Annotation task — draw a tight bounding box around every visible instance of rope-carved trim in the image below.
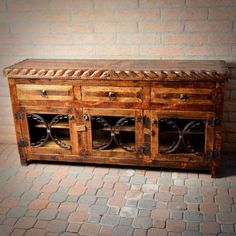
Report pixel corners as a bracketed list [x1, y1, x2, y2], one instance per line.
[3, 67, 229, 81]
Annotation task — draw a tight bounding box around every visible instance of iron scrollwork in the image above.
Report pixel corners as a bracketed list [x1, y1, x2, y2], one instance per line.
[27, 113, 71, 150]
[91, 116, 135, 152]
[159, 118, 205, 154]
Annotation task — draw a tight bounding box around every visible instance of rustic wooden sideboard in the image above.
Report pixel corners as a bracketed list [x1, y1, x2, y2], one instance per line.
[3, 59, 229, 177]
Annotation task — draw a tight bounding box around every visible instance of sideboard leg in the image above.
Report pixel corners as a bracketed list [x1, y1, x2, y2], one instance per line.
[20, 155, 28, 166]
[211, 164, 220, 178]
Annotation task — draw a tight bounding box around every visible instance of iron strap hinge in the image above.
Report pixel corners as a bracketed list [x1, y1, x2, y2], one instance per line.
[18, 138, 28, 148]
[209, 149, 218, 159]
[209, 118, 221, 127]
[138, 115, 150, 127]
[138, 144, 150, 155]
[15, 112, 24, 120]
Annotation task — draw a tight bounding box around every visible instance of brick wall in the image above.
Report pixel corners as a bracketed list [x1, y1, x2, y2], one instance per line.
[0, 0, 235, 152]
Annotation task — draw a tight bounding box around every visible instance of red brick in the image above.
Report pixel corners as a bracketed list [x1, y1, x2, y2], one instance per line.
[227, 133, 236, 142]
[209, 33, 236, 44]
[95, 23, 137, 33]
[162, 8, 208, 20]
[58, 202, 77, 213]
[166, 220, 185, 233]
[53, 46, 95, 57]
[0, 207, 9, 215]
[115, 9, 159, 21]
[223, 143, 236, 152]
[185, 46, 230, 56]
[11, 229, 25, 236]
[38, 193, 50, 200]
[31, 11, 70, 22]
[117, 33, 159, 44]
[147, 227, 168, 236]
[163, 34, 208, 45]
[0, 197, 20, 208]
[170, 186, 187, 195]
[94, 0, 138, 9]
[200, 222, 220, 234]
[79, 223, 100, 235]
[0, 34, 32, 45]
[3, 217, 18, 226]
[134, 229, 148, 236]
[0, 1, 6, 10]
[0, 23, 9, 34]
[15, 217, 37, 229]
[224, 102, 236, 112]
[51, 23, 93, 34]
[114, 182, 131, 191]
[59, 178, 76, 187]
[50, 0, 93, 9]
[68, 211, 88, 223]
[68, 183, 86, 196]
[187, 0, 234, 7]
[31, 34, 72, 45]
[139, 22, 183, 32]
[99, 226, 113, 236]
[34, 220, 49, 229]
[67, 222, 81, 233]
[96, 46, 139, 56]
[225, 81, 236, 90]
[24, 228, 47, 236]
[209, 8, 236, 20]
[72, 10, 114, 22]
[41, 183, 59, 193]
[185, 21, 232, 32]
[140, 46, 182, 56]
[73, 33, 115, 44]
[139, 0, 185, 7]
[29, 199, 48, 210]
[26, 170, 43, 178]
[47, 202, 60, 209]
[151, 209, 169, 220]
[93, 167, 109, 175]
[13, 46, 54, 57]
[108, 196, 125, 207]
[7, 0, 48, 11]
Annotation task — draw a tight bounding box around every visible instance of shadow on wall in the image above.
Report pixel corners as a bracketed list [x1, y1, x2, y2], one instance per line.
[223, 63, 236, 153]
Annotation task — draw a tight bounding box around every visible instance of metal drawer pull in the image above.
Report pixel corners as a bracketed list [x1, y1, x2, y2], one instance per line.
[40, 89, 47, 97]
[108, 91, 116, 100]
[179, 93, 188, 100]
[83, 114, 89, 121]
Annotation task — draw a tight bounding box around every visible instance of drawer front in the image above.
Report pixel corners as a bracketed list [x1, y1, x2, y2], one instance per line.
[16, 84, 73, 101]
[81, 86, 143, 103]
[151, 87, 214, 105]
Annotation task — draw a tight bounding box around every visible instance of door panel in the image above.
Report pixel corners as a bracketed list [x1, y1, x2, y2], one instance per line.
[22, 107, 76, 156]
[151, 111, 214, 163]
[82, 108, 146, 161]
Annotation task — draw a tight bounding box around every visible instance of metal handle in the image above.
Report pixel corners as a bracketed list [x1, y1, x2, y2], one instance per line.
[108, 91, 116, 100]
[152, 119, 158, 126]
[83, 114, 89, 121]
[40, 89, 47, 97]
[180, 93, 188, 100]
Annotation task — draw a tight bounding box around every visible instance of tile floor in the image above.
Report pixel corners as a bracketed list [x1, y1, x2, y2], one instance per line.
[0, 144, 236, 236]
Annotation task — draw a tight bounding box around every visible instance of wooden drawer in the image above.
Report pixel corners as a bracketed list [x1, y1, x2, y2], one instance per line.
[151, 87, 214, 105]
[16, 84, 73, 101]
[81, 86, 143, 103]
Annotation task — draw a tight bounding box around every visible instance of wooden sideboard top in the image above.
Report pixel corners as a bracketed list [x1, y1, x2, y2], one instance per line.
[3, 59, 230, 81]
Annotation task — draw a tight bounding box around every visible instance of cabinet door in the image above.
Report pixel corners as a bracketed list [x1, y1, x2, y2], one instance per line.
[22, 108, 76, 156]
[82, 108, 148, 164]
[151, 111, 214, 166]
